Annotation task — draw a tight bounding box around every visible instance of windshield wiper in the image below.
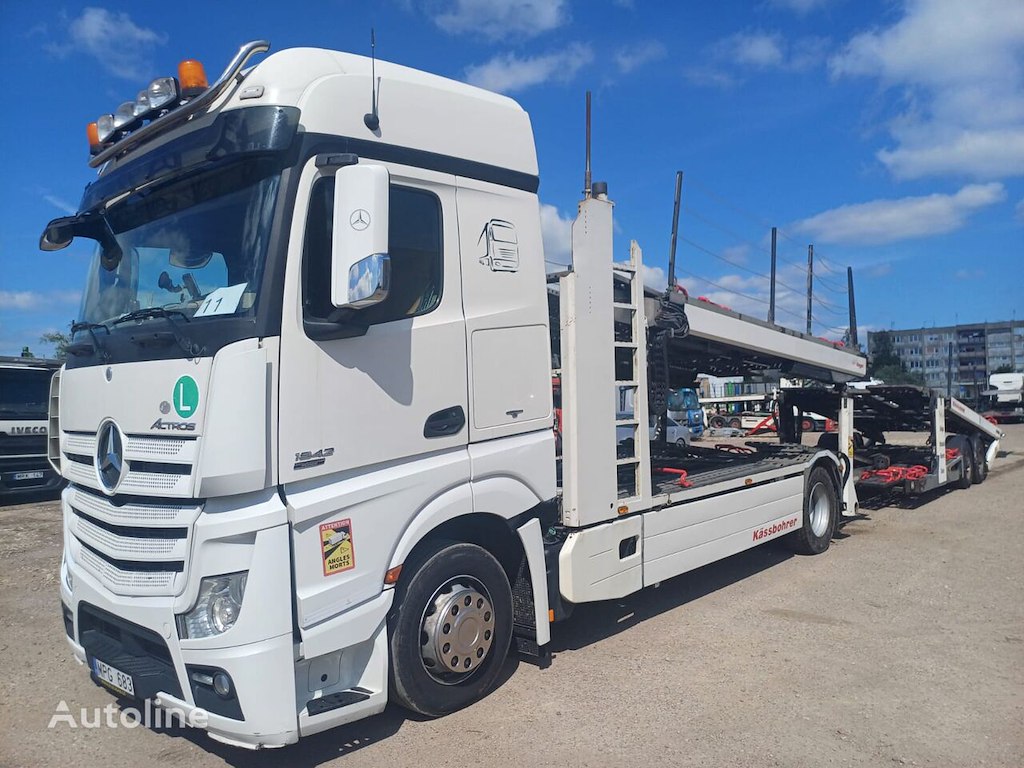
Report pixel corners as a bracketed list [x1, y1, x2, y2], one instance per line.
[68, 321, 111, 360]
[113, 307, 191, 326]
[114, 307, 204, 357]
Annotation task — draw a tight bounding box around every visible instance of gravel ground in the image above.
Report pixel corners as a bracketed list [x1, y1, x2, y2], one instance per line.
[2, 426, 1022, 768]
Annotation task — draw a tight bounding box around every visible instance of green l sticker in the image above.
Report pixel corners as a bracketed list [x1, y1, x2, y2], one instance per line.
[173, 375, 199, 418]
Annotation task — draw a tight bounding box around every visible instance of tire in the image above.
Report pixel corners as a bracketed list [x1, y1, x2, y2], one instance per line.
[787, 466, 837, 555]
[948, 436, 973, 490]
[728, 417, 742, 430]
[388, 541, 513, 717]
[710, 415, 726, 429]
[970, 434, 988, 484]
[801, 418, 815, 432]
[675, 438, 688, 448]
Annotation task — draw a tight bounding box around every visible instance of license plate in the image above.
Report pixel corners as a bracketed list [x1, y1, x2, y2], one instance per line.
[91, 658, 135, 697]
[12, 471, 44, 481]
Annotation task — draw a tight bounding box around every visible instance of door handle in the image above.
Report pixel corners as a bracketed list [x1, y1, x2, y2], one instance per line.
[424, 406, 466, 438]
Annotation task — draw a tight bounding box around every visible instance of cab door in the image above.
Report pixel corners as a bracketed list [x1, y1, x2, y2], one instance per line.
[278, 160, 469, 628]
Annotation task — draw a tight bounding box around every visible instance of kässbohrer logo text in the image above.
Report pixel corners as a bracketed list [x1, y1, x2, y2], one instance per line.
[752, 516, 798, 541]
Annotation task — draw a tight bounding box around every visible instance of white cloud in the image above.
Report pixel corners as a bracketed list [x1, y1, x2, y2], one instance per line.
[540, 203, 573, 267]
[687, 30, 827, 87]
[46, 7, 166, 81]
[794, 183, 1006, 245]
[713, 31, 827, 72]
[465, 43, 593, 93]
[0, 290, 81, 311]
[432, 0, 568, 40]
[615, 41, 667, 74]
[830, 0, 1024, 180]
[769, 0, 834, 13]
[682, 66, 737, 89]
[1016, 198, 1024, 222]
[721, 244, 751, 265]
[720, 31, 786, 68]
[954, 268, 986, 280]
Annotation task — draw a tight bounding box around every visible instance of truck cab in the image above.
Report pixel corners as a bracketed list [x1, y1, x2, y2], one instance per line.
[45, 41, 553, 748]
[0, 358, 65, 499]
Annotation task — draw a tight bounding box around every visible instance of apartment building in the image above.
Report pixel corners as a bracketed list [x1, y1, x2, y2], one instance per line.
[868, 320, 1024, 400]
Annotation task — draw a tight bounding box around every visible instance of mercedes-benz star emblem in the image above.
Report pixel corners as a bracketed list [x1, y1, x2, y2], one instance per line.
[95, 420, 126, 494]
[349, 208, 371, 231]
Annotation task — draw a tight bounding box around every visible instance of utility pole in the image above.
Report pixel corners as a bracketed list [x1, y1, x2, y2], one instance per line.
[847, 266, 858, 348]
[768, 227, 777, 325]
[583, 91, 592, 198]
[805, 244, 814, 335]
[946, 340, 953, 399]
[667, 171, 683, 290]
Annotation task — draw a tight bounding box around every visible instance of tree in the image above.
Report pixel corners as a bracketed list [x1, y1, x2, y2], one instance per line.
[993, 364, 1014, 374]
[40, 325, 73, 360]
[867, 330, 901, 374]
[872, 363, 926, 387]
[20, 346, 35, 358]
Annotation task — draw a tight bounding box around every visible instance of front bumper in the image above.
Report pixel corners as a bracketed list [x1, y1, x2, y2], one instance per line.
[60, 486, 392, 748]
[64, 620, 298, 748]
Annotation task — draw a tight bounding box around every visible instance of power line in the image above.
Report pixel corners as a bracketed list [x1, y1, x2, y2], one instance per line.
[680, 236, 806, 298]
[676, 267, 807, 325]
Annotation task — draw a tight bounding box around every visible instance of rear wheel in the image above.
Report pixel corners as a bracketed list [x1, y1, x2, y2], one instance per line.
[801, 417, 815, 432]
[710, 415, 726, 429]
[388, 541, 513, 717]
[728, 417, 742, 429]
[788, 466, 837, 555]
[948, 436, 973, 490]
[970, 434, 988, 484]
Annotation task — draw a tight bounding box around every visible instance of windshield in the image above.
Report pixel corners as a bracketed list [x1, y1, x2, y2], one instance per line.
[79, 158, 280, 327]
[0, 369, 51, 419]
[667, 389, 701, 411]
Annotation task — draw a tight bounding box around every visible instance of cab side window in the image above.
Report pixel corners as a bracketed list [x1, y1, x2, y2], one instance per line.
[302, 178, 443, 325]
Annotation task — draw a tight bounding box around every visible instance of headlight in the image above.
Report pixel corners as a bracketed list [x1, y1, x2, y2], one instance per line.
[62, 552, 73, 592]
[177, 571, 248, 639]
[147, 76, 180, 111]
[112, 101, 136, 129]
[133, 89, 151, 117]
[96, 114, 116, 142]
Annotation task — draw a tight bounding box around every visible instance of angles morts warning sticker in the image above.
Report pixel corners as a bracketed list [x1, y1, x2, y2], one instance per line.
[320, 519, 355, 576]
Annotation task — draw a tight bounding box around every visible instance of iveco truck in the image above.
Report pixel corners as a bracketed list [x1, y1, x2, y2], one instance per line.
[0, 357, 65, 499]
[44, 41, 868, 748]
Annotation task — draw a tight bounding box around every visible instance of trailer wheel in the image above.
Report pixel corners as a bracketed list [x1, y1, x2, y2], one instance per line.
[388, 541, 513, 717]
[970, 434, 988, 484]
[728, 417, 742, 430]
[950, 436, 973, 490]
[710, 415, 726, 429]
[788, 466, 837, 555]
[801, 417, 815, 432]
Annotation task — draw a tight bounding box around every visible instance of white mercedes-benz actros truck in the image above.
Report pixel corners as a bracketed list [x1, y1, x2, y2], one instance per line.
[44, 41, 867, 748]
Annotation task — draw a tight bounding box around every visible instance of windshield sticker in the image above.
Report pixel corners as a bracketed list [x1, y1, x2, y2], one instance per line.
[194, 283, 247, 318]
[320, 519, 355, 577]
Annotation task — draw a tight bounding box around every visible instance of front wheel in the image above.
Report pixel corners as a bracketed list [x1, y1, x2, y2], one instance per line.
[788, 466, 837, 555]
[388, 541, 513, 717]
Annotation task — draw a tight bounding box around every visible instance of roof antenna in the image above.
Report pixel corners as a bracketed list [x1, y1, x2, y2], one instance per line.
[363, 29, 380, 132]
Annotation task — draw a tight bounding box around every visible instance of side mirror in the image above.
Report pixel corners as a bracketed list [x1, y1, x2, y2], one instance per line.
[332, 164, 390, 309]
[40, 217, 77, 251]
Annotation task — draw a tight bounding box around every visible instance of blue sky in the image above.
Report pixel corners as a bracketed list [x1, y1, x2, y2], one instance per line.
[1, 0, 1022, 357]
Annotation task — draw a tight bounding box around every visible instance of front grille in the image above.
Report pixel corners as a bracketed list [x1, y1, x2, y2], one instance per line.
[78, 602, 182, 700]
[68, 486, 201, 596]
[0, 434, 47, 457]
[61, 430, 197, 498]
